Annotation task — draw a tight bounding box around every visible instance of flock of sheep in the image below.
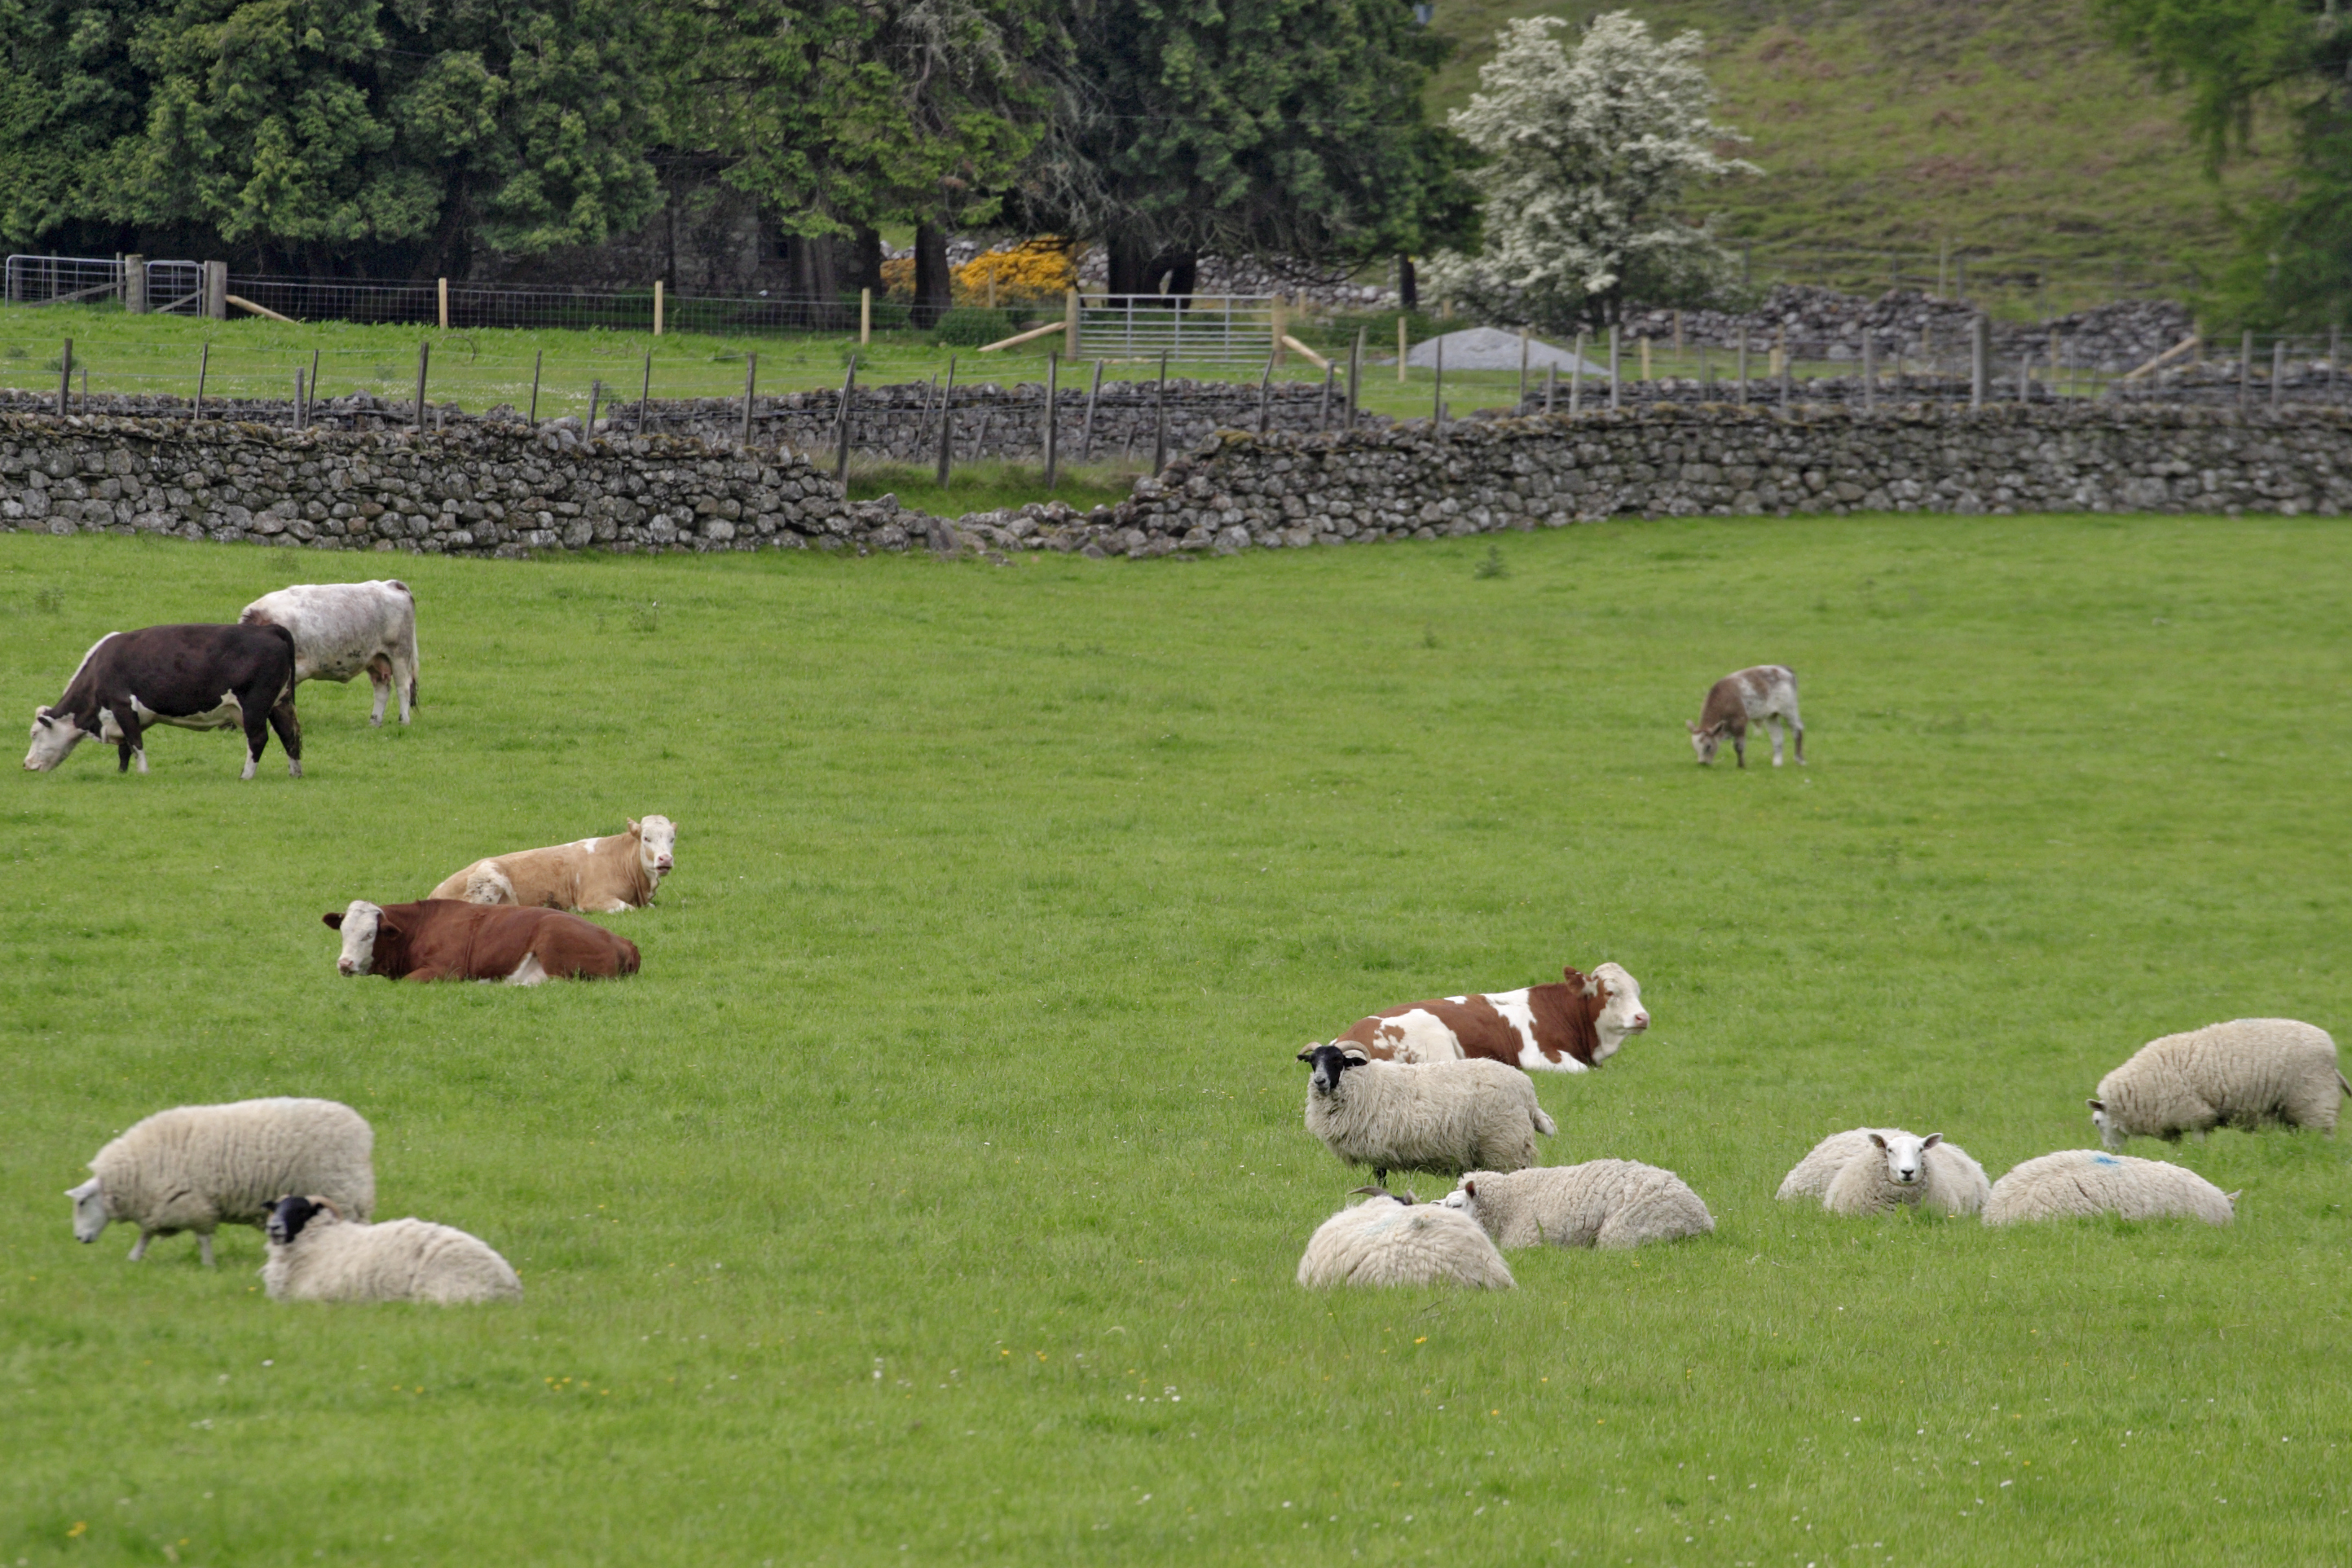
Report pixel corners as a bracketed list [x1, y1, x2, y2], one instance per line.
[1293, 1012, 2347, 1288]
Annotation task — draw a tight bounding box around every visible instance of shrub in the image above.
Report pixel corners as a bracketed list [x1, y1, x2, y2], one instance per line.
[932, 308, 1016, 347]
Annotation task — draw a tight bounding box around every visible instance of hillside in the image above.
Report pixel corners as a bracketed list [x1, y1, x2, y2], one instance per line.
[1425, 0, 2291, 288]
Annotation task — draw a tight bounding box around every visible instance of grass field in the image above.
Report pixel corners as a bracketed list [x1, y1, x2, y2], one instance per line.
[3, 513, 2349, 1565]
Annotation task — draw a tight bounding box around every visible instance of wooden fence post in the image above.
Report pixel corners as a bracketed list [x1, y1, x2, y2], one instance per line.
[1152, 350, 1169, 473]
[294, 369, 305, 430]
[123, 256, 146, 315]
[437, 277, 449, 331]
[528, 350, 543, 429]
[56, 337, 71, 416]
[413, 341, 429, 431]
[1044, 350, 1061, 488]
[652, 280, 663, 337]
[1347, 326, 1363, 429]
[637, 349, 652, 433]
[1431, 337, 1444, 426]
[1640, 336, 1652, 381]
[2239, 329, 2253, 410]
[1397, 316, 1407, 383]
[1971, 315, 1988, 407]
[1258, 347, 1277, 434]
[1081, 359, 1104, 459]
[1608, 326, 1621, 409]
[1570, 330, 1585, 414]
[835, 354, 857, 481]
[1271, 297, 1286, 368]
[588, 381, 601, 434]
[308, 349, 319, 426]
[742, 352, 758, 448]
[1064, 288, 1080, 359]
[2271, 337, 2284, 411]
[936, 356, 958, 487]
[202, 262, 227, 320]
[1517, 328, 1530, 408]
[861, 287, 871, 346]
[194, 343, 209, 421]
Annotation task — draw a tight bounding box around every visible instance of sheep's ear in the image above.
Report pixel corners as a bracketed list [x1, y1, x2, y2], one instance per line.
[323, 912, 344, 929]
[1866, 1133, 1887, 1150]
[1297, 1045, 1320, 1064]
[2086, 1098, 2103, 1112]
[1461, 1179, 1478, 1199]
[1922, 1133, 1942, 1149]
[2225, 1190, 2242, 1205]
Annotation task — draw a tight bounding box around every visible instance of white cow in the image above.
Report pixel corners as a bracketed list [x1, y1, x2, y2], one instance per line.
[240, 581, 421, 725]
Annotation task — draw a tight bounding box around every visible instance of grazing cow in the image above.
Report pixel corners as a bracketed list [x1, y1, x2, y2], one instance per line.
[240, 580, 420, 725]
[23, 624, 301, 779]
[1330, 962, 1651, 1074]
[324, 900, 641, 984]
[1688, 665, 1804, 768]
[427, 816, 677, 913]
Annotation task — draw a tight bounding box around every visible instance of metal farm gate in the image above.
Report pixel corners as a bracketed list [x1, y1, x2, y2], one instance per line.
[5, 254, 124, 306]
[1077, 294, 1278, 362]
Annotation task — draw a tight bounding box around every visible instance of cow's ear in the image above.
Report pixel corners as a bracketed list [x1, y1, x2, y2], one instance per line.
[323, 913, 344, 930]
[627, 817, 641, 834]
[1685, 720, 1699, 734]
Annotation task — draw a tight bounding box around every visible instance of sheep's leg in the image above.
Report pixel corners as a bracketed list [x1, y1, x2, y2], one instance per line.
[198, 1233, 215, 1268]
[127, 1231, 152, 1262]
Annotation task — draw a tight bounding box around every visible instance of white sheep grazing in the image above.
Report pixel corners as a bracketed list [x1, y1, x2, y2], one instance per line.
[1297, 1190, 1514, 1288]
[1297, 1043, 1556, 1187]
[1983, 1150, 2236, 1227]
[261, 1196, 522, 1304]
[66, 1098, 375, 1266]
[1438, 1161, 1714, 1249]
[1820, 1132, 1992, 1218]
[2090, 1018, 2349, 1148]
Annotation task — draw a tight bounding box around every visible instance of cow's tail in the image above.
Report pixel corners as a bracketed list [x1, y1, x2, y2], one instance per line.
[1531, 1107, 1558, 1137]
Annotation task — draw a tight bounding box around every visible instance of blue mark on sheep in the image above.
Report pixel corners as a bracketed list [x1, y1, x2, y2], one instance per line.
[2092, 1154, 2120, 1165]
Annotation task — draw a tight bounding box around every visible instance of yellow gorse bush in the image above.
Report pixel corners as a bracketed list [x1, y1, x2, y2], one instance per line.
[954, 240, 1078, 305]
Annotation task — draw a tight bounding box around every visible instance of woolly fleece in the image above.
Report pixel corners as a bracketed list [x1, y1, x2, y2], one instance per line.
[1982, 1150, 2235, 1227]
[1303, 1055, 1557, 1181]
[2094, 1018, 2346, 1145]
[88, 1099, 375, 1246]
[1296, 1195, 1514, 1288]
[263, 1209, 522, 1303]
[1447, 1160, 1714, 1249]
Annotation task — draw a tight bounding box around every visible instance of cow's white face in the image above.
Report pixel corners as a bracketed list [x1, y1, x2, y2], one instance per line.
[1586, 962, 1650, 1060]
[24, 707, 87, 771]
[325, 900, 385, 976]
[66, 1177, 109, 1242]
[631, 815, 676, 879]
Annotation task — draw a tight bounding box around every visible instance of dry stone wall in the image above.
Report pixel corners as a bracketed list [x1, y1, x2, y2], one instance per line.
[3, 403, 2348, 566]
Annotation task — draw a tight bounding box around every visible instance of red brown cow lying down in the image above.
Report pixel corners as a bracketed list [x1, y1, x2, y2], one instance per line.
[324, 899, 640, 984]
[1328, 962, 1650, 1074]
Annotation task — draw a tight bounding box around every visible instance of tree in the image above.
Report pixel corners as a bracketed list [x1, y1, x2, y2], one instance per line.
[0, 0, 162, 249]
[2101, 0, 2352, 327]
[1014, 0, 1477, 297]
[1420, 12, 1756, 332]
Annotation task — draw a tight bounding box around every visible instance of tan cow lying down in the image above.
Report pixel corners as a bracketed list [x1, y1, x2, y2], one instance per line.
[326, 900, 641, 984]
[428, 816, 676, 913]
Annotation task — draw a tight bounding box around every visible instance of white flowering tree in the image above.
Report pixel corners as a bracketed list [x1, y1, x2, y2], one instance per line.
[1423, 12, 1759, 332]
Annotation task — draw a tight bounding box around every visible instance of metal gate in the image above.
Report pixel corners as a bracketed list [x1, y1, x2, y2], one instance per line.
[144, 261, 205, 314]
[1077, 293, 1278, 362]
[4, 254, 123, 305]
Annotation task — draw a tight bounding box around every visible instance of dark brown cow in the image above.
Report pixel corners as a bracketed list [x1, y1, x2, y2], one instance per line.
[1330, 963, 1649, 1075]
[324, 899, 640, 984]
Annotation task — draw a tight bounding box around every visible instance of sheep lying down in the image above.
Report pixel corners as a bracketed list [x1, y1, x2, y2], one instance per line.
[1775, 1128, 1990, 1218]
[1297, 1191, 1514, 1289]
[1983, 1151, 2236, 1227]
[1439, 1161, 1714, 1250]
[262, 1196, 522, 1304]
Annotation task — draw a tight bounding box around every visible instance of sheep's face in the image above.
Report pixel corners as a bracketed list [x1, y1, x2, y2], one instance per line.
[65, 1177, 108, 1242]
[24, 707, 86, 772]
[2087, 1099, 2123, 1151]
[266, 1195, 333, 1246]
[324, 901, 384, 976]
[1438, 1180, 1480, 1219]
[1297, 1043, 1370, 1096]
[630, 815, 677, 879]
[1869, 1131, 1940, 1185]
[1686, 720, 1727, 765]
[1585, 962, 1651, 1059]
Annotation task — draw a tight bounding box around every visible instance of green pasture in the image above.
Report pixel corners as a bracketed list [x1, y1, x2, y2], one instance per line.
[2, 513, 2348, 1565]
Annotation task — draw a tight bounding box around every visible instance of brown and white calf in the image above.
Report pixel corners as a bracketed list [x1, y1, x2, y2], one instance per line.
[1328, 962, 1650, 1074]
[1688, 665, 1804, 768]
[240, 580, 420, 726]
[325, 900, 641, 984]
[427, 816, 676, 913]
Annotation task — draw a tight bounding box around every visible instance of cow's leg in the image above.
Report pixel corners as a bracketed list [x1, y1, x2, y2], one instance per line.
[1766, 716, 1786, 766]
[268, 696, 303, 779]
[1732, 722, 1746, 769]
[1790, 707, 1805, 764]
[504, 950, 551, 987]
[366, 654, 393, 726]
[112, 708, 143, 774]
[395, 651, 417, 724]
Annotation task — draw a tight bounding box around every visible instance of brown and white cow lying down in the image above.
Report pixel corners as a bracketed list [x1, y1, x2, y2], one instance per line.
[1328, 962, 1649, 1074]
[325, 900, 641, 984]
[427, 816, 676, 913]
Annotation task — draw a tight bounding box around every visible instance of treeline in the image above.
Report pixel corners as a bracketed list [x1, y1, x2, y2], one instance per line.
[0, 0, 1478, 307]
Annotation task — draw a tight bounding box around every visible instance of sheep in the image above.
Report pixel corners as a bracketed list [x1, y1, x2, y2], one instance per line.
[66, 1098, 374, 1266]
[1297, 1189, 1514, 1288]
[1774, 1128, 1906, 1203]
[1820, 1132, 1992, 1218]
[261, 1196, 522, 1304]
[1297, 1043, 1556, 1188]
[1438, 1161, 1714, 1250]
[2089, 1018, 2349, 1148]
[1983, 1151, 2237, 1227]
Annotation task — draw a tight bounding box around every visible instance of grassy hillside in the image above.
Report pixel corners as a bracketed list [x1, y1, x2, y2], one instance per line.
[5, 514, 2351, 1563]
[1426, 0, 2291, 281]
